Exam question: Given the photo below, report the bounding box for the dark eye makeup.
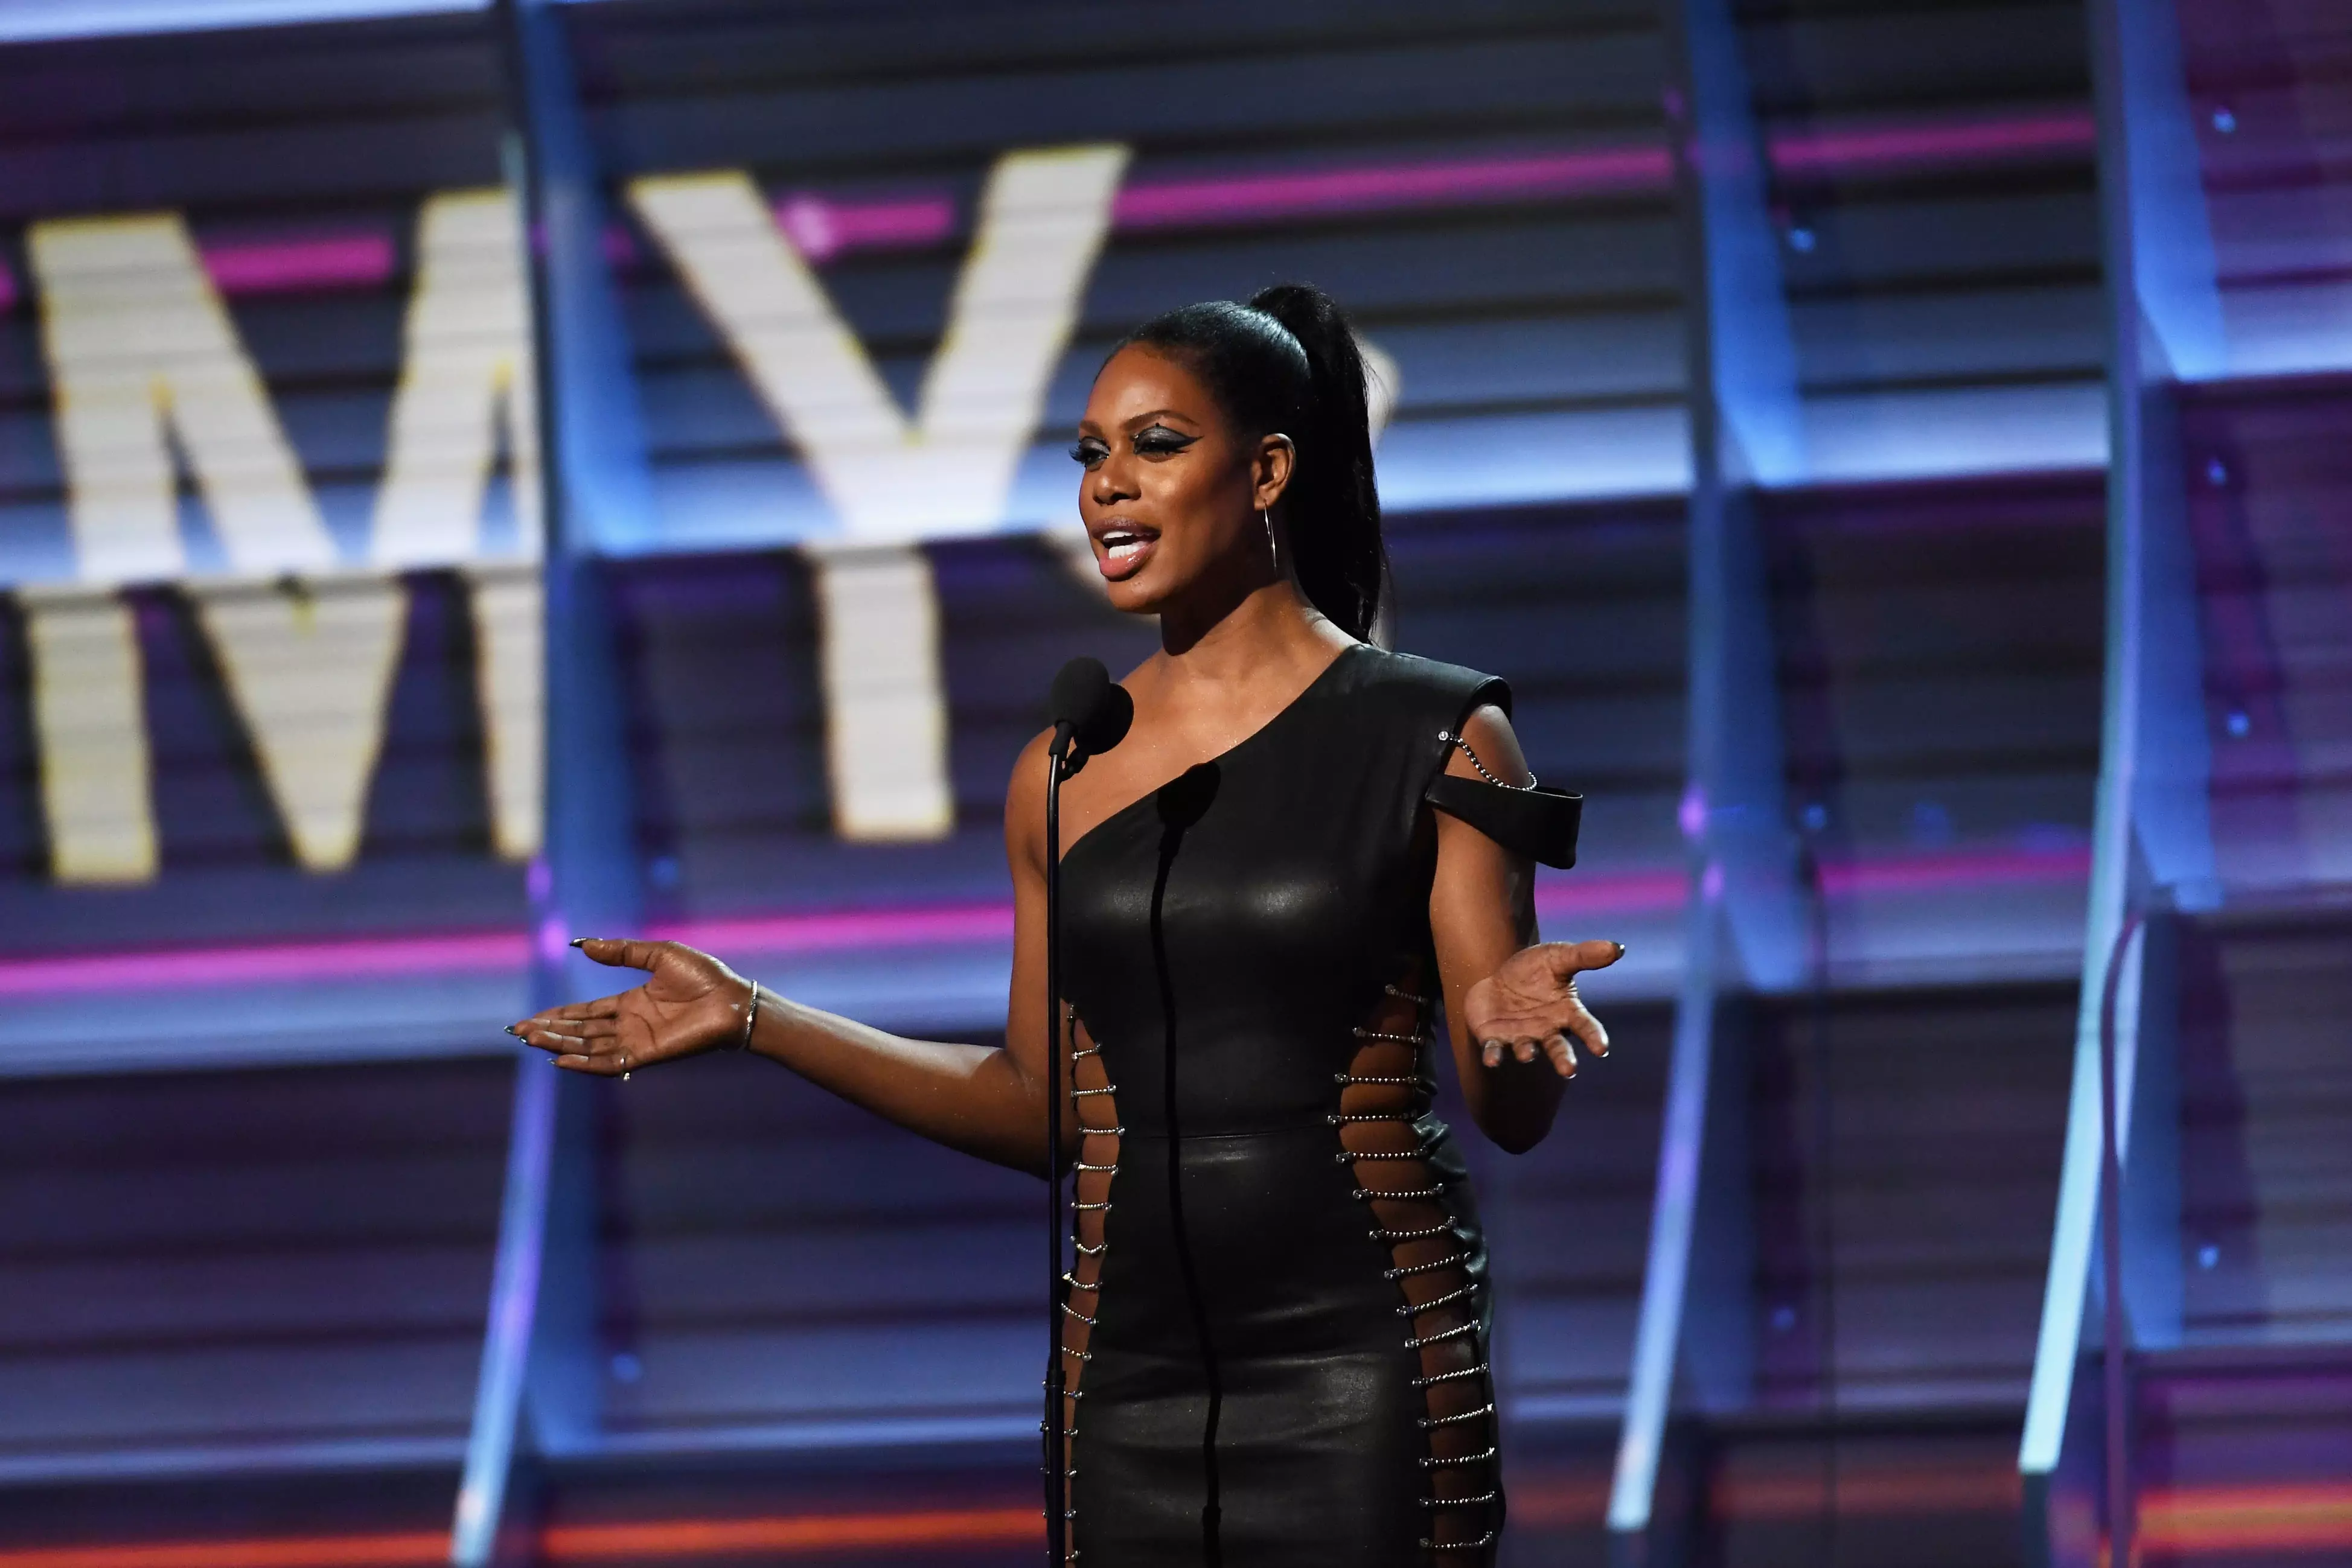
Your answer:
[1133,424,1195,454]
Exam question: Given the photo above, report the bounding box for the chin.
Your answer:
[1104,576,1165,617]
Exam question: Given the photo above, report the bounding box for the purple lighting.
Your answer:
[201,231,397,295]
[0,847,2091,1002]
[1110,146,1673,231]
[1765,108,2097,178]
[773,193,957,263]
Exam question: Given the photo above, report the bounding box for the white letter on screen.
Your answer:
[20,587,158,883]
[465,561,545,860]
[628,145,1126,841]
[371,187,542,569]
[30,214,336,582]
[807,545,953,841]
[185,576,407,873]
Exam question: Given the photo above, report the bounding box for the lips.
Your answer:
[1091,523,1159,582]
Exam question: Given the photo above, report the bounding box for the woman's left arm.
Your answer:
[1428,704,1623,1153]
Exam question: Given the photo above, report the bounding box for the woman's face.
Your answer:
[1072,345,1290,619]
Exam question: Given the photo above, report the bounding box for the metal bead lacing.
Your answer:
[1437,729,1536,790]
[1398,1283,1480,1318]
[1340,971,1501,1558]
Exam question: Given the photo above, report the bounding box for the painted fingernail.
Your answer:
[1613,942,1627,957]
[569,937,587,949]
[504,1025,518,1036]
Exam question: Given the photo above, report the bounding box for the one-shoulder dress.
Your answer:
[1054,644,1579,1567]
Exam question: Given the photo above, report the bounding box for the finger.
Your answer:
[1481,1039,1505,1069]
[1548,939,1627,978]
[540,995,621,1023]
[553,1044,628,1077]
[1544,1033,1579,1079]
[570,936,668,973]
[1560,999,1611,1059]
[1512,1036,1539,1063]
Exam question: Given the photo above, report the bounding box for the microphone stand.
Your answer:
[1043,719,1075,1568]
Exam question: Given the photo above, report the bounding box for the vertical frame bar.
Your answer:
[2019,0,2218,1560]
[453,1,653,1561]
[1611,0,1807,1554]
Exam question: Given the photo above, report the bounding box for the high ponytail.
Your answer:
[1112,283,1389,642]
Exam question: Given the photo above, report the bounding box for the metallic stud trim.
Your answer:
[1355,1184,1447,1202]
[1410,1362,1489,1390]
[1338,1146,1435,1162]
[1351,1026,1427,1045]
[1417,1444,1498,1468]
[1061,1302,1096,1327]
[1075,1241,1108,1256]
[1334,1071,1437,1088]
[1073,1161,1116,1172]
[1072,1086,1116,1097]
[1373,1222,1459,1243]
[1328,1111,1413,1124]
[1385,983,1434,1007]
[1417,1401,1496,1430]
[1404,1321,1480,1350]
[1073,1200,1113,1211]
[1386,1251,1473,1280]
[1417,1491,1500,1509]
[1398,1283,1481,1318]
[1417,1529,1500,1550]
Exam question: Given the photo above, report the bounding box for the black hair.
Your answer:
[1111,282,1387,642]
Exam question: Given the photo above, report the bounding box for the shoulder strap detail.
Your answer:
[1425,776,1583,869]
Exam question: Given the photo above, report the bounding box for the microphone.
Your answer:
[1049,656,1134,775]
[1041,655,1128,1567]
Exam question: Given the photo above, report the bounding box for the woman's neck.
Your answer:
[1154,576,1351,694]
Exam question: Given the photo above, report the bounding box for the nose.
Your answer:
[1089,455,1137,509]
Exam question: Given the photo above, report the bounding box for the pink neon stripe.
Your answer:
[1817,844,2091,896]
[0,257,17,314]
[0,847,2089,1001]
[772,194,957,264]
[1766,109,2097,177]
[0,930,529,998]
[1536,870,1689,918]
[1111,146,1672,231]
[201,233,395,296]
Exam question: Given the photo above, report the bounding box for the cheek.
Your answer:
[1146,461,1247,563]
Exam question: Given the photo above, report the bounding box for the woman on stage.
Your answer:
[514,283,1622,1567]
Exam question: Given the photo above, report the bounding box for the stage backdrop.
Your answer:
[0,0,2156,1492]
[0,0,2123,1077]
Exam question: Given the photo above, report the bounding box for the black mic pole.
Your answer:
[1043,718,1072,1568]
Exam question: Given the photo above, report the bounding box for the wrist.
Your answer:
[737,978,762,1051]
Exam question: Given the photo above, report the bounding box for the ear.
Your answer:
[1251,432,1297,511]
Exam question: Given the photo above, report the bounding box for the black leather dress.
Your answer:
[1055,645,1579,1567]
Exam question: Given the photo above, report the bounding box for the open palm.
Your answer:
[510,938,754,1076]
[1462,939,1623,1077]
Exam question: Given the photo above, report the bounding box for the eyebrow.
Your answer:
[1124,409,1203,433]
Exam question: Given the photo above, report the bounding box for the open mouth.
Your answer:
[1092,523,1159,581]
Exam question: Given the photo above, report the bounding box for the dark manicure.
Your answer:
[503,1025,518,1036]
[569,937,587,949]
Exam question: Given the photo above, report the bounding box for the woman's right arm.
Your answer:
[511,729,1069,1176]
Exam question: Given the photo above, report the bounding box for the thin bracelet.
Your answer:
[738,980,761,1051]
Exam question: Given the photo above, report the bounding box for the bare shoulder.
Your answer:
[1445,703,1533,788]
[1005,726,1056,877]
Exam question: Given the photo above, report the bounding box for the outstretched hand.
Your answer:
[1462,939,1624,1079]
[510,938,755,1077]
